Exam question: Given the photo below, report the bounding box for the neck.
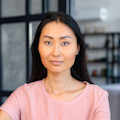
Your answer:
[44,71,75,94]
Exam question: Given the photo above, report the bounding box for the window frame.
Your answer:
[0,0,71,105]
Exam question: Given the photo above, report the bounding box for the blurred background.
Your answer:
[0,0,120,119]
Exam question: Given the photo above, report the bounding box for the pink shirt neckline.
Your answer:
[41,79,89,105]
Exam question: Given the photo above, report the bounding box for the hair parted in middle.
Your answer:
[30,11,92,84]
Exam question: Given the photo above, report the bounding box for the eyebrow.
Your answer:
[43,35,53,39]
[60,36,71,40]
[43,35,71,40]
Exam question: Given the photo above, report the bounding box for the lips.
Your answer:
[49,60,63,66]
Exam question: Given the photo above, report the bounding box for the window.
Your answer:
[0,0,71,105]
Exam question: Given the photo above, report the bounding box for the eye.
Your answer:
[61,42,70,46]
[44,41,52,46]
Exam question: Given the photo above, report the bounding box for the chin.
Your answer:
[49,69,64,74]
[47,68,70,75]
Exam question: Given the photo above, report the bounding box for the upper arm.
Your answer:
[0,86,24,120]
[93,91,111,120]
[0,110,12,120]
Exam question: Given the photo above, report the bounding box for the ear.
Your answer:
[76,45,80,55]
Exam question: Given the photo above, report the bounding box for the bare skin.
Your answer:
[0,21,86,119]
[0,110,12,120]
[44,75,86,102]
[38,21,86,102]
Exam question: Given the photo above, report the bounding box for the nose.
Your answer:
[52,43,61,57]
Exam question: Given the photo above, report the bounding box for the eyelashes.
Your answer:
[61,42,70,46]
[44,41,52,46]
[44,41,70,46]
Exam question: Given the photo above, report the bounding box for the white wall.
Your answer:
[73,0,120,85]
[75,0,120,33]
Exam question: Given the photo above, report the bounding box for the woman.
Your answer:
[0,12,110,120]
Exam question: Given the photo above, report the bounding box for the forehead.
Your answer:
[40,21,75,36]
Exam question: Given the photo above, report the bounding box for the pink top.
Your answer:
[0,80,111,120]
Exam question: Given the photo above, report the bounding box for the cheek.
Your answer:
[64,50,77,64]
[38,45,49,58]
[66,51,76,58]
[38,48,48,68]
[38,48,49,68]
[65,46,77,56]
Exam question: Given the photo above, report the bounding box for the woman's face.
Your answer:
[38,21,80,74]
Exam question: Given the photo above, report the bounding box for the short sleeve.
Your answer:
[0,88,22,120]
[93,91,111,120]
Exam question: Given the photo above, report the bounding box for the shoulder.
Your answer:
[9,80,44,106]
[83,82,109,109]
[85,82,109,98]
[13,80,43,96]
[24,80,43,89]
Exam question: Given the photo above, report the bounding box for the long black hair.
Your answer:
[29,11,92,84]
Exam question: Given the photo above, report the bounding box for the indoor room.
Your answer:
[0,0,120,120]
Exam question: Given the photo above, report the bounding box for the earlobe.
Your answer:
[76,50,79,55]
[76,45,80,55]
[76,51,79,55]
[38,47,40,54]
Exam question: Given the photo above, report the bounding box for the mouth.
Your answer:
[49,60,63,66]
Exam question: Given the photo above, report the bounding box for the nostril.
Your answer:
[52,51,60,57]
[52,45,60,57]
